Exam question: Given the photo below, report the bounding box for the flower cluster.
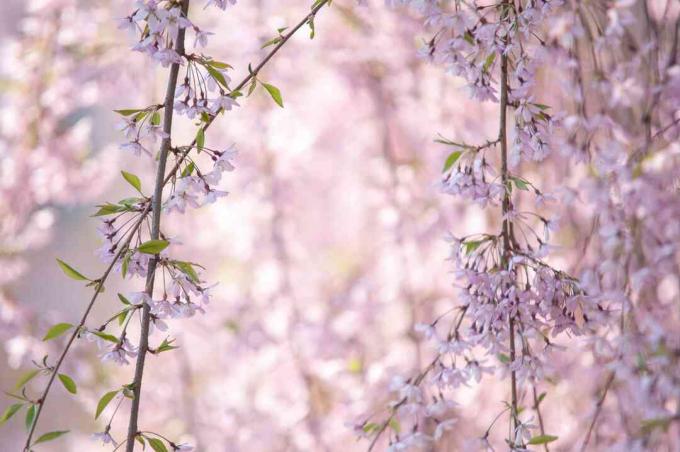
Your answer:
[359,0,597,449]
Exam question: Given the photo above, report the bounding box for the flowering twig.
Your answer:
[17,1,333,449]
[124,1,190,450]
[23,210,149,451]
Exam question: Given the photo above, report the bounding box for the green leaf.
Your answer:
[43,323,74,341]
[174,261,200,283]
[261,36,283,49]
[528,434,558,445]
[137,240,169,255]
[117,310,129,326]
[181,162,195,177]
[118,293,131,305]
[151,111,161,126]
[15,369,40,389]
[511,176,530,191]
[536,392,546,405]
[464,240,484,255]
[121,171,143,194]
[93,203,125,217]
[0,403,23,425]
[155,337,179,354]
[443,151,462,173]
[205,65,229,89]
[121,252,131,278]
[134,111,149,122]
[92,331,119,344]
[95,390,119,419]
[114,109,143,117]
[205,60,232,70]
[262,82,284,108]
[56,259,89,281]
[483,52,496,72]
[196,128,205,151]
[34,430,70,444]
[641,417,672,434]
[497,353,510,364]
[147,437,168,452]
[362,422,379,433]
[58,374,77,394]
[25,404,36,431]
[136,435,147,448]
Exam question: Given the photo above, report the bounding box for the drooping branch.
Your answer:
[124,1,190,450]
[20,1,333,447]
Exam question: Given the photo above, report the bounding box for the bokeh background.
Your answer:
[1,1,679,451]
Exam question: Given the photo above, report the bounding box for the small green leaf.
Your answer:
[528,434,558,445]
[511,176,530,191]
[43,323,74,341]
[443,151,462,173]
[25,404,36,431]
[114,109,143,116]
[536,392,546,405]
[118,294,131,305]
[121,171,143,194]
[174,261,200,283]
[56,259,89,281]
[362,422,379,433]
[58,374,77,394]
[138,240,170,255]
[155,337,179,354]
[34,430,70,444]
[464,240,484,255]
[93,203,125,217]
[15,369,40,389]
[117,310,128,326]
[92,331,119,344]
[483,52,496,72]
[147,437,168,452]
[261,36,283,49]
[196,128,205,151]
[497,353,510,364]
[181,162,195,177]
[0,403,23,425]
[388,418,400,433]
[95,390,119,419]
[151,111,161,126]
[121,252,131,278]
[262,82,284,108]
[205,65,229,89]
[206,60,232,69]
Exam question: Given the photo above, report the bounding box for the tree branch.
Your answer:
[124,1,190,450]
[21,1,333,447]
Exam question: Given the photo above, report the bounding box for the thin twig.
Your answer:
[532,385,550,452]
[23,207,149,451]
[580,371,615,452]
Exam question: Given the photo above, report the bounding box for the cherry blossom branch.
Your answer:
[163,0,332,182]
[23,208,149,451]
[124,1,190,450]
[19,1,333,448]
[498,0,519,437]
